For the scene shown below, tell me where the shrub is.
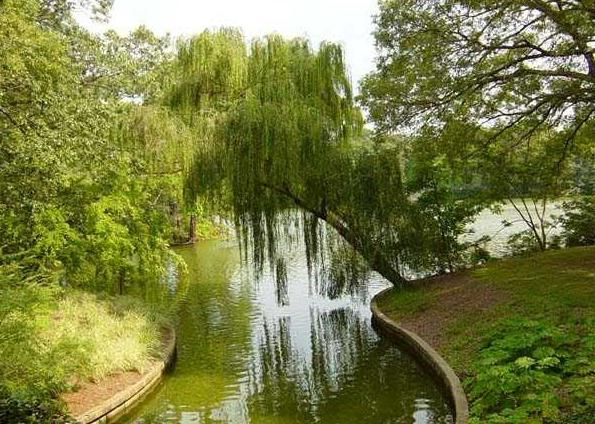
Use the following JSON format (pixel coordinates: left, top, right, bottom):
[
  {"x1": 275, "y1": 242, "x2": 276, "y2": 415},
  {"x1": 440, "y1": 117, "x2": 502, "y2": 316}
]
[
  {"x1": 0, "y1": 385, "x2": 74, "y2": 424},
  {"x1": 0, "y1": 283, "x2": 76, "y2": 421},
  {"x1": 561, "y1": 197, "x2": 595, "y2": 247}
]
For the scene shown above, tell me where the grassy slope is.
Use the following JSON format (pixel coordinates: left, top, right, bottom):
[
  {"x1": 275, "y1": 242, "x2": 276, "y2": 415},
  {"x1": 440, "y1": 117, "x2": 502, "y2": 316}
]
[{"x1": 377, "y1": 246, "x2": 595, "y2": 422}]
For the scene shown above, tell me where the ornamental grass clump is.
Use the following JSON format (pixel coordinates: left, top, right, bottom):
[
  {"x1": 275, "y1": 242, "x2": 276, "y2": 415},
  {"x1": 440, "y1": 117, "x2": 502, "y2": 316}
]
[{"x1": 48, "y1": 291, "x2": 164, "y2": 382}]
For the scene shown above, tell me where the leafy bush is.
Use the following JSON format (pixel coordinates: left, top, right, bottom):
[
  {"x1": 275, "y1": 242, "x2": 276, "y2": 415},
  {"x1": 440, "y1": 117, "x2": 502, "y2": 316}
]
[
  {"x1": 0, "y1": 283, "x2": 75, "y2": 421},
  {"x1": 468, "y1": 244, "x2": 492, "y2": 265},
  {"x1": 0, "y1": 385, "x2": 74, "y2": 424},
  {"x1": 507, "y1": 229, "x2": 545, "y2": 255},
  {"x1": 468, "y1": 318, "x2": 595, "y2": 424},
  {"x1": 561, "y1": 197, "x2": 595, "y2": 247}
]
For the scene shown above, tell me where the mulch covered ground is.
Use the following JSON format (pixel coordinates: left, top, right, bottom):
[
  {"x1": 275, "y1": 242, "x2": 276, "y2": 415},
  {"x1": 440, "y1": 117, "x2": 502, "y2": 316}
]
[
  {"x1": 391, "y1": 273, "x2": 505, "y2": 350},
  {"x1": 63, "y1": 370, "x2": 147, "y2": 418}
]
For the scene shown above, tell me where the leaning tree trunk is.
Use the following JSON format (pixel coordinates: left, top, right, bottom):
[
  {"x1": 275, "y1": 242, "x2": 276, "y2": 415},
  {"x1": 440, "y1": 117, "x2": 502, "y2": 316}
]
[{"x1": 262, "y1": 182, "x2": 408, "y2": 288}]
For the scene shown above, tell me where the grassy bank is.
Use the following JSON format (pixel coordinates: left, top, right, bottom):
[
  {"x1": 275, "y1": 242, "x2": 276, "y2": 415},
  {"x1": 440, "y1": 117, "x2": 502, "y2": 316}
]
[
  {"x1": 377, "y1": 246, "x2": 595, "y2": 424},
  {"x1": 0, "y1": 285, "x2": 169, "y2": 422}
]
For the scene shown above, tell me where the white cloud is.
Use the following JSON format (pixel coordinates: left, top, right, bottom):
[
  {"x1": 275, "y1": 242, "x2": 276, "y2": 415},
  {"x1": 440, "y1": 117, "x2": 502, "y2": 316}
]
[{"x1": 77, "y1": 0, "x2": 379, "y2": 89}]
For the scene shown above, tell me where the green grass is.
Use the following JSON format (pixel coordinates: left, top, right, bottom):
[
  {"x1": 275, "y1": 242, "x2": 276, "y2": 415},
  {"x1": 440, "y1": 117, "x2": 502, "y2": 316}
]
[
  {"x1": 377, "y1": 246, "x2": 595, "y2": 424},
  {"x1": 376, "y1": 282, "x2": 436, "y2": 318},
  {"x1": 473, "y1": 247, "x2": 595, "y2": 313}
]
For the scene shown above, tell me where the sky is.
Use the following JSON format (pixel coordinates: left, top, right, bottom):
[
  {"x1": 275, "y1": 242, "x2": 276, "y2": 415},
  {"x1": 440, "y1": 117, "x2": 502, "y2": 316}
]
[{"x1": 77, "y1": 0, "x2": 380, "y2": 90}]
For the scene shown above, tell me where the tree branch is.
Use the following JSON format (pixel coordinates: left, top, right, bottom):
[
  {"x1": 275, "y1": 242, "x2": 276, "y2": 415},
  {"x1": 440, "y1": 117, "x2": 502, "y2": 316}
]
[
  {"x1": 260, "y1": 181, "x2": 408, "y2": 287},
  {"x1": 0, "y1": 106, "x2": 28, "y2": 135}
]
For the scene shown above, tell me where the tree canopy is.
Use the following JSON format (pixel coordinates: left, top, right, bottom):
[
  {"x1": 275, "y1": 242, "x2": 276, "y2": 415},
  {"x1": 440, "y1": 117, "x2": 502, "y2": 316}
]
[
  {"x1": 360, "y1": 0, "x2": 595, "y2": 251},
  {"x1": 5, "y1": 0, "x2": 590, "y2": 297},
  {"x1": 362, "y1": 0, "x2": 595, "y2": 140},
  {"x1": 0, "y1": 0, "x2": 179, "y2": 297}
]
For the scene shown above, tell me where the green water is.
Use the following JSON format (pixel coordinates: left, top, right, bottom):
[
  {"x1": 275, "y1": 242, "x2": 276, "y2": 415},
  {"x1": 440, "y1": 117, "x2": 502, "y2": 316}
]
[{"x1": 120, "y1": 240, "x2": 453, "y2": 423}]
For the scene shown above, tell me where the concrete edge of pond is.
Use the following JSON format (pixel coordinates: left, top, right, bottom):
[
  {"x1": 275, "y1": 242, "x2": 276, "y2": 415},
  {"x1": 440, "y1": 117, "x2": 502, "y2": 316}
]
[
  {"x1": 371, "y1": 288, "x2": 469, "y2": 424},
  {"x1": 74, "y1": 325, "x2": 177, "y2": 424}
]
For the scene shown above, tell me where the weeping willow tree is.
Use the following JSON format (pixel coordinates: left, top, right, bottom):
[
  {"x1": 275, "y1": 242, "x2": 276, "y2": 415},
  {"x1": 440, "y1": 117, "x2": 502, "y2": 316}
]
[{"x1": 161, "y1": 29, "x2": 471, "y2": 289}]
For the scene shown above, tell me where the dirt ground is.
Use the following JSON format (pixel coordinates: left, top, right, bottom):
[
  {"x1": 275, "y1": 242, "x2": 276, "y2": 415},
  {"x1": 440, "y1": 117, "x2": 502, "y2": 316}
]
[{"x1": 396, "y1": 273, "x2": 505, "y2": 350}]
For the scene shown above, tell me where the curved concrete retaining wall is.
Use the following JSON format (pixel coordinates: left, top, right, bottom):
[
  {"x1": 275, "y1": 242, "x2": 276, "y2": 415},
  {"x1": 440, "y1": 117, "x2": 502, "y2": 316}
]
[
  {"x1": 371, "y1": 288, "x2": 469, "y2": 424},
  {"x1": 75, "y1": 326, "x2": 177, "y2": 424}
]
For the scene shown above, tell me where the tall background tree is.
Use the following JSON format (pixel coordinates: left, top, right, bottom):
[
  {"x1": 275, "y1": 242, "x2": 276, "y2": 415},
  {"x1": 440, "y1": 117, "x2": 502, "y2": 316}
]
[
  {"x1": 361, "y1": 0, "x2": 595, "y2": 251},
  {"x1": 0, "y1": 0, "x2": 181, "y2": 296}
]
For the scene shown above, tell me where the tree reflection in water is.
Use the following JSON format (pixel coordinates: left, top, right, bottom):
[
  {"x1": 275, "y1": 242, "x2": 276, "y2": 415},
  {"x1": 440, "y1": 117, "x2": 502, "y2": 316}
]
[
  {"x1": 122, "y1": 240, "x2": 453, "y2": 424},
  {"x1": 246, "y1": 307, "x2": 452, "y2": 423}
]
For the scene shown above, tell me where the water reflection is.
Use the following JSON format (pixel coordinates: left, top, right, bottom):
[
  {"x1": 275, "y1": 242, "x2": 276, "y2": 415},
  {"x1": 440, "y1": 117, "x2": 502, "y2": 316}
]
[{"x1": 121, "y1": 241, "x2": 453, "y2": 424}]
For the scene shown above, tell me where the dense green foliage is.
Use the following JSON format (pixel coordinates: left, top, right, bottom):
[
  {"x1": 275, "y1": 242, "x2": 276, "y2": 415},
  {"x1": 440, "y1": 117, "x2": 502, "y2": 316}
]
[
  {"x1": 0, "y1": 0, "x2": 181, "y2": 294},
  {"x1": 469, "y1": 318, "x2": 594, "y2": 423},
  {"x1": 0, "y1": 385, "x2": 74, "y2": 424}
]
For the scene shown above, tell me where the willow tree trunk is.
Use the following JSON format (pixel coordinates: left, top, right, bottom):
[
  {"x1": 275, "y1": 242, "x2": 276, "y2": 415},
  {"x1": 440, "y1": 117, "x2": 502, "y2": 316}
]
[{"x1": 321, "y1": 208, "x2": 407, "y2": 288}]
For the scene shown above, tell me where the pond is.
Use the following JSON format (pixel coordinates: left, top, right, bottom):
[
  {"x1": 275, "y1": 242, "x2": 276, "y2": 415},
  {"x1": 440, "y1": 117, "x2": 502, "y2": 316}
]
[
  {"x1": 464, "y1": 200, "x2": 564, "y2": 256},
  {"x1": 120, "y1": 240, "x2": 454, "y2": 423}
]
